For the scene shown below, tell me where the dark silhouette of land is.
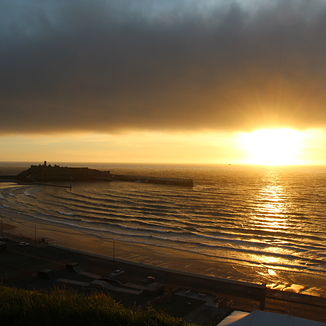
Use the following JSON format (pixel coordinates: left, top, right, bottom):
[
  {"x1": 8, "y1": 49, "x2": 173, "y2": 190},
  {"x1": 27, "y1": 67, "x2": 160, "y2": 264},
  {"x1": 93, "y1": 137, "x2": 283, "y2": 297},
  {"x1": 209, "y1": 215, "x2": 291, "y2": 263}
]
[{"x1": 0, "y1": 161, "x2": 193, "y2": 187}]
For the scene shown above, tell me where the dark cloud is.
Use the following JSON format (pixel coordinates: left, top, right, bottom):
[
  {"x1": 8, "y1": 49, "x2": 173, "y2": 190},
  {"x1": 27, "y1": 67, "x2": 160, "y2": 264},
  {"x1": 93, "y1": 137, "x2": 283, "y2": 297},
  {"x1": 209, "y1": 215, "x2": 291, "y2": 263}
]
[{"x1": 1, "y1": 0, "x2": 326, "y2": 135}]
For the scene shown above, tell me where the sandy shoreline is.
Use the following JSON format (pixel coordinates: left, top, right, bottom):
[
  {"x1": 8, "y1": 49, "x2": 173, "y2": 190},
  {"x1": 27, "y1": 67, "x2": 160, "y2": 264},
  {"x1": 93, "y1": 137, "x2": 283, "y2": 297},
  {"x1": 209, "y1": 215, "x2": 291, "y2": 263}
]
[
  {"x1": 1, "y1": 216, "x2": 229, "y2": 276},
  {"x1": 1, "y1": 214, "x2": 326, "y2": 297},
  {"x1": 3, "y1": 218, "x2": 326, "y2": 323}
]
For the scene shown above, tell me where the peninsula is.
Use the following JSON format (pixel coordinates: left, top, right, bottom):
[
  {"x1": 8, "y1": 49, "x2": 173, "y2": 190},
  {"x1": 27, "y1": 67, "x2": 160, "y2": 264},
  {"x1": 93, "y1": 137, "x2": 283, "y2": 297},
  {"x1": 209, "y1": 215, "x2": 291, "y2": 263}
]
[{"x1": 0, "y1": 162, "x2": 194, "y2": 187}]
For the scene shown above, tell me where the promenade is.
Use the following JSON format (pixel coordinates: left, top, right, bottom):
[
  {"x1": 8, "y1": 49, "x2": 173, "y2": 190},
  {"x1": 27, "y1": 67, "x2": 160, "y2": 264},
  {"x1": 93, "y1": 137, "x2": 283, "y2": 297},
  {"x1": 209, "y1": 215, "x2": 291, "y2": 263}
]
[{"x1": 1, "y1": 234, "x2": 326, "y2": 324}]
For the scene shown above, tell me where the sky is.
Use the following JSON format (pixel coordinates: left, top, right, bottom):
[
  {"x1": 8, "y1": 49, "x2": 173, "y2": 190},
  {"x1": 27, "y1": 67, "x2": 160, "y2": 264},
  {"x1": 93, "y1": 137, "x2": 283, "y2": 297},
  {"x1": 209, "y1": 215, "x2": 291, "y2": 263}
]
[{"x1": 1, "y1": 0, "x2": 326, "y2": 165}]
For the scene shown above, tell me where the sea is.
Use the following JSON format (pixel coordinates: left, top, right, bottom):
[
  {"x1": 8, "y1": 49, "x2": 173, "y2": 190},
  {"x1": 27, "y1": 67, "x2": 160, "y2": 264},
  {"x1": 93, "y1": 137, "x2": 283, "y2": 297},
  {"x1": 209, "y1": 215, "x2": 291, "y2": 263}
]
[{"x1": 1, "y1": 162, "x2": 326, "y2": 296}]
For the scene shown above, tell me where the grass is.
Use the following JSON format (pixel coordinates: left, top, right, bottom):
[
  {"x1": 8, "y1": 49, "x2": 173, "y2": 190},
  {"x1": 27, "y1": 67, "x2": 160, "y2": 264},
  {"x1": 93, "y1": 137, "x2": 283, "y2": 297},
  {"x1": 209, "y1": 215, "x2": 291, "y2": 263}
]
[
  {"x1": 155, "y1": 294, "x2": 205, "y2": 318},
  {"x1": 0, "y1": 285, "x2": 196, "y2": 326}
]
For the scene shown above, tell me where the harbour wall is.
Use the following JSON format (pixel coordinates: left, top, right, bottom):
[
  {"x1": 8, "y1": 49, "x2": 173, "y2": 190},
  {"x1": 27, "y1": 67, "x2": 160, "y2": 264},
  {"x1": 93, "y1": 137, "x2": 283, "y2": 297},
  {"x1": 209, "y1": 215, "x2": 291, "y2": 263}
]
[{"x1": 111, "y1": 174, "x2": 194, "y2": 187}]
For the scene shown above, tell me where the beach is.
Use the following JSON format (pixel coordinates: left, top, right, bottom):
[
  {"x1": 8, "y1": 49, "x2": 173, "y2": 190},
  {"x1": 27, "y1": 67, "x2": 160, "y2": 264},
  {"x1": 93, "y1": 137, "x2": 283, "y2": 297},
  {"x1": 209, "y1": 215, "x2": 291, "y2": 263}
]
[{"x1": 1, "y1": 213, "x2": 326, "y2": 300}]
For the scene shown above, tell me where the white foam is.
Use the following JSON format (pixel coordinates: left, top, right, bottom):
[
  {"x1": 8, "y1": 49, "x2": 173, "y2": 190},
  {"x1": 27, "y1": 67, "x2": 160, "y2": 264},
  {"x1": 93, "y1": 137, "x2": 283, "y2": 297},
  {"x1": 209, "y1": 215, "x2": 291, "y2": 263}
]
[
  {"x1": 57, "y1": 210, "x2": 75, "y2": 216},
  {"x1": 283, "y1": 284, "x2": 305, "y2": 293}
]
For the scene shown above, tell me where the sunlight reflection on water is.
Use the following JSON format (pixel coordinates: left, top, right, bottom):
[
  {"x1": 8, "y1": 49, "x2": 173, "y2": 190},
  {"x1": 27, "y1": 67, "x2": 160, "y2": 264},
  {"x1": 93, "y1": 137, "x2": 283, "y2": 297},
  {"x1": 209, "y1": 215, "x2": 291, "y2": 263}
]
[
  {"x1": 253, "y1": 172, "x2": 289, "y2": 232},
  {"x1": 248, "y1": 172, "x2": 294, "y2": 280}
]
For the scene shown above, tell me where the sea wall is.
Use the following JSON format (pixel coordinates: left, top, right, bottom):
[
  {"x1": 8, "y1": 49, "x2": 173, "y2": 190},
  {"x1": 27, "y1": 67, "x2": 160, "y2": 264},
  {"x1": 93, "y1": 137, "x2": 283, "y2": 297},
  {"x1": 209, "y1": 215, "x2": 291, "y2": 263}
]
[{"x1": 111, "y1": 174, "x2": 194, "y2": 187}]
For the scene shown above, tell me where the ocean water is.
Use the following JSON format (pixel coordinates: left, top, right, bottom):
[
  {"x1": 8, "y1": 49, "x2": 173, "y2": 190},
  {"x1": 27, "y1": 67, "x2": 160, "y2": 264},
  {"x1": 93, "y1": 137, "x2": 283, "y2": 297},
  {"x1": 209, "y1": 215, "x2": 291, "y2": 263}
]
[{"x1": 1, "y1": 162, "x2": 326, "y2": 294}]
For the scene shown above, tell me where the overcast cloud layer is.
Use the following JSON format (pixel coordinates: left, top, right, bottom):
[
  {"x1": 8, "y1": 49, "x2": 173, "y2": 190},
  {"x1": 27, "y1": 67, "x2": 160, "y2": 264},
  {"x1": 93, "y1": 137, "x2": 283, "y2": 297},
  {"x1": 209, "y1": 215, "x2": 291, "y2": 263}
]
[{"x1": 1, "y1": 0, "x2": 326, "y2": 135}]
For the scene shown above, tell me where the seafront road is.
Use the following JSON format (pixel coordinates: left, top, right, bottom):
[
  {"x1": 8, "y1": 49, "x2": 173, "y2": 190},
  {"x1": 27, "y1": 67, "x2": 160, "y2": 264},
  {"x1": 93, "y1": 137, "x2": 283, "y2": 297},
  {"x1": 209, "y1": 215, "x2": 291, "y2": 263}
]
[{"x1": 1, "y1": 236, "x2": 326, "y2": 323}]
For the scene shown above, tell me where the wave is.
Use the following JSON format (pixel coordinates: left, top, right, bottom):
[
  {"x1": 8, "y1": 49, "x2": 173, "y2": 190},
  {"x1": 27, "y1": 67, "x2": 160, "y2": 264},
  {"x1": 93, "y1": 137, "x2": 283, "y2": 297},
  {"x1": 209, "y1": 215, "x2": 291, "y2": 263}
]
[
  {"x1": 57, "y1": 210, "x2": 75, "y2": 216},
  {"x1": 6, "y1": 184, "x2": 326, "y2": 261},
  {"x1": 25, "y1": 210, "x2": 326, "y2": 273},
  {"x1": 48, "y1": 192, "x2": 180, "y2": 216},
  {"x1": 2, "y1": 163, "x2": 326, "y2": 286}
]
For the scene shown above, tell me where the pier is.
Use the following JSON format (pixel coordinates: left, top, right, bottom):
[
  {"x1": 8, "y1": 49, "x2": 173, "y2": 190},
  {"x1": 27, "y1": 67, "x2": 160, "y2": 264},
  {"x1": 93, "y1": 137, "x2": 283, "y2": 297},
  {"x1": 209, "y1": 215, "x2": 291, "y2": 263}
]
[{"x1": 111, "y1": 174, "x2": 194, "y2": 187}]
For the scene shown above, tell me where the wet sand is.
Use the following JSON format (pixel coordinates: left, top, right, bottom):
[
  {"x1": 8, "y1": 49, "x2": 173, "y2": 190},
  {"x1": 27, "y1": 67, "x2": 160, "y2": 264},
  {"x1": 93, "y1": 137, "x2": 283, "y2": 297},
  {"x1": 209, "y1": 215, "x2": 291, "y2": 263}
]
[{"x1": 1, "y1": 214, "x2": 326, "y2": 298}]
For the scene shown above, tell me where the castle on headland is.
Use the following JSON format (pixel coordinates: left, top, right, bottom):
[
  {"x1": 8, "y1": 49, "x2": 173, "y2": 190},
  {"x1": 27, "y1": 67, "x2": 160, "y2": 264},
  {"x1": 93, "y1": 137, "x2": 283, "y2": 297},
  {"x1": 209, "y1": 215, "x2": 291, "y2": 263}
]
[
  {"x1": 14, "y1": 162, "x2": 194, "y2": 187},
  {"x1": 17, "y1": 161, "x2": 112, "y2": 182}
]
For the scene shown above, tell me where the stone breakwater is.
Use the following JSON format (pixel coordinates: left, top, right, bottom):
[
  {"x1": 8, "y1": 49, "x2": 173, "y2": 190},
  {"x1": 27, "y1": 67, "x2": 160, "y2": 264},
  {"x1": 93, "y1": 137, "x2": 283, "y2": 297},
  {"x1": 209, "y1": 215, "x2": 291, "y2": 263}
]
[{"x1": 111, "y1": 174, "x2": 193, "y2": 187}]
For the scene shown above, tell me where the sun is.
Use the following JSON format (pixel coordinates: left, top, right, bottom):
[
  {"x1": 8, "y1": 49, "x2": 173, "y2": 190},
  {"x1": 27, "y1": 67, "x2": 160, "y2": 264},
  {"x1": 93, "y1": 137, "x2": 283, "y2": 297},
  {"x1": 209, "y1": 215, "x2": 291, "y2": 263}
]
[{"x1": 239, "y1": 128, "x2": 305, "y2": 165}]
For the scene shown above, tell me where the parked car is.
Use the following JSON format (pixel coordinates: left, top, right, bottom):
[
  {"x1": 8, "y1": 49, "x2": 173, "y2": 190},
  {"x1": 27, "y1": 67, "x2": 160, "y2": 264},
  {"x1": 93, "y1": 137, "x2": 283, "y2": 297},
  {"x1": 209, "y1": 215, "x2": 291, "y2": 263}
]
[
  {"x1": 18, "y1": 242, "x2": 29, "y2": 246},
  {"x1": 110, "y1": 268, "x2": 124, "y2": 277},
  {"x1": 0, "y1": 237, "x2": 10, "y2": 241},
  {"x1": 142, "y1": 276, "x2": 155, "y2": 284}
]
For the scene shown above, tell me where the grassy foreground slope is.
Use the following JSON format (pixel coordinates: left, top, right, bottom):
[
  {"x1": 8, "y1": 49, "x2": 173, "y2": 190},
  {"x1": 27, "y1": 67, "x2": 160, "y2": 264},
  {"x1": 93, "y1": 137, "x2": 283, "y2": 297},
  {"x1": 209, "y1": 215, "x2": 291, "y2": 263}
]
[{"x1": 0, "y1": 285, "x2": 194, "y2": 326}]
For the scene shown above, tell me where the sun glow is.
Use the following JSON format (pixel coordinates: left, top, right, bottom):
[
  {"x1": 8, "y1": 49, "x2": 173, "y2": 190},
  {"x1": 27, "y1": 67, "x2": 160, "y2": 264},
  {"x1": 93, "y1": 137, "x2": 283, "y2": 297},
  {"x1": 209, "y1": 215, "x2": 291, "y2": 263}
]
[{"x1": 239, "y1": 128, "x2": 305, "y2": 165}]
